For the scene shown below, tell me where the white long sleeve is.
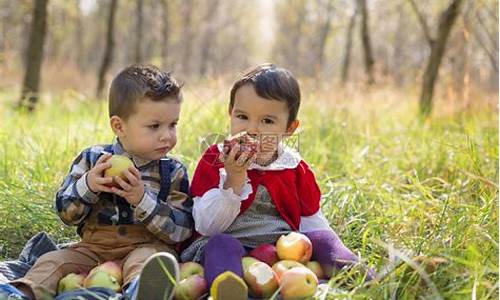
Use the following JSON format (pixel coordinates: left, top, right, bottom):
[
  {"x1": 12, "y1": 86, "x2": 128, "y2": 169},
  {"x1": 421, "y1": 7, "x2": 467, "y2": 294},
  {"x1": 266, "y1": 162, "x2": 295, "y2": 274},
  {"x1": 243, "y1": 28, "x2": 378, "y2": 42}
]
[
  {"x1": 299, "y1": 210, "x2": 334, "y2": 233},
  {"x1": 192, "y1": 168, "x2": 252, "y2": 236}
]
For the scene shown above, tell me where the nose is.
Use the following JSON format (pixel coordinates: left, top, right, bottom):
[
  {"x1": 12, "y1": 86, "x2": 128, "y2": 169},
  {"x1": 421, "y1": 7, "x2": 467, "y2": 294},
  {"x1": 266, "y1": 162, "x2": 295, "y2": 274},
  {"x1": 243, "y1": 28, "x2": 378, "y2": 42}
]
[
  {"x1": 160, "y1": 128, "x2": 171, "y2": 142},
  {"x1": 246, "y1": 122, "x2": 260, "y2": 136}
]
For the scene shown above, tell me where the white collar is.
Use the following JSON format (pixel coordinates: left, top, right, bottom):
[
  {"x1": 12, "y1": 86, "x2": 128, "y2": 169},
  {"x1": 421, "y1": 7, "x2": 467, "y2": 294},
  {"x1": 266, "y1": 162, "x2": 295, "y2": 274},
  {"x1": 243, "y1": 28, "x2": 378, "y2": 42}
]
[{"x1": 216, "y1": 143, "x2": 302, "y2": 170}]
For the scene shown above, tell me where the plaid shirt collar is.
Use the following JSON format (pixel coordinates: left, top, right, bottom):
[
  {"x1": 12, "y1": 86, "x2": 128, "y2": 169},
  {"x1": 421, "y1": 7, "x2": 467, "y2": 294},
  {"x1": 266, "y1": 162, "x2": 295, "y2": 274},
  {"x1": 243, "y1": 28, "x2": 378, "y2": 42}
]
[{"x1": 112, "y1": 138, "x2": 157, "y2": 169}]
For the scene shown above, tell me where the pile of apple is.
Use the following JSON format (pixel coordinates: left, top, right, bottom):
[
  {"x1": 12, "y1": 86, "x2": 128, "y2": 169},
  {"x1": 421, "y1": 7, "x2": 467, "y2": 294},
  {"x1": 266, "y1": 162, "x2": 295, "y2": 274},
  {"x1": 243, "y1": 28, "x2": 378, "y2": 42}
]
[
  {"x1": 174, "y1": 262, "x2": 208, "y2": 300},
  {"x1": 243, "y1": 232, "x2": 322, "y2": 300},
  {"x1": 57, "y1": 261, "x2": 122, "y2": 295}
]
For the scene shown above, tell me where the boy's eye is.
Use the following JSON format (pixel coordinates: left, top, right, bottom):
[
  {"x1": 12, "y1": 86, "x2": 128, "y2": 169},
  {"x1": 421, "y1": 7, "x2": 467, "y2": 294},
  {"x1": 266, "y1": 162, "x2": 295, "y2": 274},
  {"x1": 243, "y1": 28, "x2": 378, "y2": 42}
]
[
  {"x1": 170, "y1": 122, "x2": 177, "y2": 128},
  {"x1": 148, "y1": 124, "x2": 159, "y2": 129},
  {"x1": 236, "y1": 114, "x2": 248, "y2": 120},
  {"x1": 262, "y1": 118, "x2": 274, "y2": 124}
]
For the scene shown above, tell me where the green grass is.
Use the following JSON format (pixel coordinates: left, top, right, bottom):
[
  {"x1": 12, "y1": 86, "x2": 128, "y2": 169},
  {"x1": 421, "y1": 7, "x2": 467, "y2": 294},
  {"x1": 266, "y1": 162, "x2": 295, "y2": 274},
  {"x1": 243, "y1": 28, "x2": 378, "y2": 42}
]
[{"x1": 0, "y1": 87, "x2": 497, "y2": 299}]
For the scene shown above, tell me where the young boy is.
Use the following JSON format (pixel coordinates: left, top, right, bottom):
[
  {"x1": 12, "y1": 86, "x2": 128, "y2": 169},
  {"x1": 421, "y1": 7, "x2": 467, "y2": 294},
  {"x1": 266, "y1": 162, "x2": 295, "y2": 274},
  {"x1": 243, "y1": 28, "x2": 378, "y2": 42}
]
[
  {"x1": 181, "y1": 63, "x2": 374, "y2": 300},
  {"x1": 0, "y1": 65, "x2": 192, "y2": 300}
]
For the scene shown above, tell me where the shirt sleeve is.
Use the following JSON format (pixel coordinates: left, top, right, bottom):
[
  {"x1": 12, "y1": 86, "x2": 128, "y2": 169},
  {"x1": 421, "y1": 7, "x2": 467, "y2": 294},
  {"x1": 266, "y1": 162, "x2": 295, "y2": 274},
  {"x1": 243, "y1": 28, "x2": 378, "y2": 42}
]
[
  {"x1": 299, "y1": 210, "x2": 334, "y2": 232},
  {"x1": 296, "y1": 160, "x2": 321, "y2": 216},
  {"x1": 133, "y1": 161, "x2": 194, "y2": 244},
  {"x1": 55, "y1": 147, "x2": 101, "y2": 226}
]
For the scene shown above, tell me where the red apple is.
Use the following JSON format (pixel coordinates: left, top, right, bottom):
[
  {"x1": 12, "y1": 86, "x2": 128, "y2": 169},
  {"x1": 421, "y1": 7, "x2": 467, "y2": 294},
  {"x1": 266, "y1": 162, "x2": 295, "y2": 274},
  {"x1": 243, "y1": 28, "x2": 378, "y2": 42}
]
[
  {"x1": 243, "y1": 261, "x2": 279, "y2": 298},
  {"x1": 305, "y1": 261, "x2": 325, "y2": 279},
  {"x1": 249, "y1": 244, "x2": 279, "y2": 266},
  {"x1": 271, "y1": 260, "x2": 305, "y2": 280},
  {"x1": 174, "y1": 274, "x2": 208, "y2": 300},
  {"x1": 279, "y1": 267, "x2": 318, "y2": 300},
  {"x1": 242, "y1": 256, "x2": 260, "y2": 273},
  {"x1": 276, "y1": 232, "x2": 313, "y2": 263},
  {"x1": 57, "y1": 273, "x2": 86, "y2": 294},
  {"x1": 104, "y1": 155, "x2": 134, "y2": 187},
  {"x1": 179, "y1": 262, "x2": 204, "y2": 280}
]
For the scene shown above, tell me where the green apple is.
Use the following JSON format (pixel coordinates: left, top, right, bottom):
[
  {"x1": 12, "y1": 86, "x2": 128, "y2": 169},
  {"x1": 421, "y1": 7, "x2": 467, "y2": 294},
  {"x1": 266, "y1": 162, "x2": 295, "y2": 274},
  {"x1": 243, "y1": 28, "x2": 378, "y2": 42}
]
[
  {"x1": 179, "y1": 262, "x2": 204, "y2": 280},
  {"x1": 104, "y1": 155, "x2": 134, "y2": 187},
  {"x1": 243, "y1": 261, "x2": 279, "y2": 298},
  {"x1": 276, "y1": 232, "x2": 313, "y2": 263},
  {"x1": 242, "y1": 256, "x2": 260, "y2": 273},
  {"x1": 57, "y1": 273, "x2": 86, "y2": 294},
  {"x1": 279, "y1": 267, "x2": 318, "y2": 300},
  {"x1": 88, "y1": 261, "x2": 123, "y2": 286},
  {"x1": 83, "y1": 270, "x2": 121, "y2": 291},
  {"x1": 174, "y1": 274, "x2": 208, "y2": 300},
  {"x1": 305, "y1": 261, "x2": 325, "y2": 279}
]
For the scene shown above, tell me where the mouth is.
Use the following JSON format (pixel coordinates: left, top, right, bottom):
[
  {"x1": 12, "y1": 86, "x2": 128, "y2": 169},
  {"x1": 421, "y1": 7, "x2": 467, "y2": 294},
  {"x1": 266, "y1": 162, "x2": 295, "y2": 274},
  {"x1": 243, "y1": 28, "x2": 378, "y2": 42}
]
[{"x1": 156, "y1": 146, "x2": 170, "y2": 153}]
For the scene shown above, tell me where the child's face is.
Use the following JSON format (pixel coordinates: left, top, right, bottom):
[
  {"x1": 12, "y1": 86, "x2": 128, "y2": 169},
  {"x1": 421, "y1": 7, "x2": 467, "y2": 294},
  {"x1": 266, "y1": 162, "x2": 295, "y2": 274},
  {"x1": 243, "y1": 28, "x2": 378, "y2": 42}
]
[
  {"x1": 111, "y1": 98, "x2": 180, "y2": 161},
  {"x1": 230, "y1": 84, "x2": 298, "y2": 161}
]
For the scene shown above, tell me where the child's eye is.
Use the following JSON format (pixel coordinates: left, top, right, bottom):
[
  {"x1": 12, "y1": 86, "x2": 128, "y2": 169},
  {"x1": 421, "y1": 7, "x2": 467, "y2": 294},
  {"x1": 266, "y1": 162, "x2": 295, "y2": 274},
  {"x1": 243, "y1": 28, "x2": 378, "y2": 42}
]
[
  {"x1": 148, "y1": 124, "x2": 159, "y2": 130},
  {"x1": 262, "y1": 118, "x2": 274, "y2": 124},
  {"x1": 170, "y1": 122, "x2": 177, "y2": 129},
  {"x1": 236, "y1": 114, "x2": 248, "y2": 120}
]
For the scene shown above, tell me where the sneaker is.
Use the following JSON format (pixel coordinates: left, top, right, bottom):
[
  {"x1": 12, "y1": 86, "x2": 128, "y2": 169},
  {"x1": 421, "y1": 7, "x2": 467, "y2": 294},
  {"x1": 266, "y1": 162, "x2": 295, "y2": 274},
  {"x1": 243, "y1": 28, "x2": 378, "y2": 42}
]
[
  {"x1": 134, "y1": 252, "x2": 179, "y2": 300},
  {"x1": 210, "y1": 271, "x2": 247, "y2": 300},
  {"x1": 0, "y1": 284, "x2": 29, "y2": 300}
]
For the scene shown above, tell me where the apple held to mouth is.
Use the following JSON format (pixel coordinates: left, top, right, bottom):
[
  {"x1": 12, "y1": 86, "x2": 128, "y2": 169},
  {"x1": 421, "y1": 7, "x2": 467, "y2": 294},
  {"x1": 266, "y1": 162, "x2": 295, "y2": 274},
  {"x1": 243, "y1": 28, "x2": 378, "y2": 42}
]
[
  {"x1": 57, "y1": 272, "x2": 86, "y2": 294},
  {"x1": 179, "y1": 261, "x2": 204, "y2": 280},
  {"x1": 276, "y1": 232, "x2": 313, "y2": 264},
  {"x1": 174, "y1": 274, "x2": 208, "y2": 300},
  {"x1": 279, "y1": 267, "x2": 318, "y2": 300},
  {"x1": 222, "y1": 132, "x2": 259, "y2": 160},
  {"x1": 243, "y1": 261, "x2": 279, "y2": 299},
  {"x1": 104, "y1": 155, "x2": 134, "y2": 188}
]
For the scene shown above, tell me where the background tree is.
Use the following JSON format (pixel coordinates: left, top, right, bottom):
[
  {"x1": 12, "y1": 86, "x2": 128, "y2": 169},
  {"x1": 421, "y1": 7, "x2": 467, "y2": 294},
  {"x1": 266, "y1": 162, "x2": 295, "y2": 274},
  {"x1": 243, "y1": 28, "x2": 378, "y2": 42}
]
[{"x1": 96, "y1": 0, "x2": 118, "y2": 98}]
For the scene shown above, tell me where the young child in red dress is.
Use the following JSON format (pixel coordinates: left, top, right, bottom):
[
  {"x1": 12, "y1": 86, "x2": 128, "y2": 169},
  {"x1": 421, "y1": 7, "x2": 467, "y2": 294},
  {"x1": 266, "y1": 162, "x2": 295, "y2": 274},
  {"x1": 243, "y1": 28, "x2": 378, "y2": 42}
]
[{"x1": 181, "y1": 63, "x2": 374, "y2": 300}]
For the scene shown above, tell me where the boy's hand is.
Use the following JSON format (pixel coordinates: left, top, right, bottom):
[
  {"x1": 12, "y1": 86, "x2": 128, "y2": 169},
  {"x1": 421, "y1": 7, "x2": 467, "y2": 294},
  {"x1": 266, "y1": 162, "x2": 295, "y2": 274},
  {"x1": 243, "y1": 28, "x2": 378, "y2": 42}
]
[
  {"x1": 87, "y1": 153, "x2": 114, "y2": 194},
  {"x1": 220, "y1": 143, "x2": 257, "y2": 195},
  {"x1": 110, "y1": 166, "x2": 145, "y2": 206}
]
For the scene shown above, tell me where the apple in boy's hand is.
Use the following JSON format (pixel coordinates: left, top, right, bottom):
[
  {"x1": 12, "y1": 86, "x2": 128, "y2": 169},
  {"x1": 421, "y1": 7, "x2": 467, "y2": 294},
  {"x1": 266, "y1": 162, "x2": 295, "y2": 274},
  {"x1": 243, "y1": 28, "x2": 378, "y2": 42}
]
[
  {"x1": 57, "y1": 273, "x2": 86, "y2": 294},
  {"x1": 104, "y1": 155, "x2": 134, "y2": 187},
  {"x1": 271, "y1": 260, "x2": 305, "y2": 280},
  {"x1": 276, "y1": 232, "x2": 313, "y2": 263},
  {"x1": 242, "y1": 256, "x2": 260, "y2": 273},
  {"x1": 174, "y1": 274, "x2": 208, "y2": 300},
  {"x1": 222, "y1": 132, "x2": 259, "y2": 160},
  {"x1": 249, "y1": 244, "x2": 279, "y2": 266},
  {"x1": 279, "y1": 267, "x2": 318, "y2": 300},
  {"x1": 179, "y1": 262, "x2": 204, "y2": 280},
  {"x1": 243, "y1": 261, "x2": 279, "y2": 298}
]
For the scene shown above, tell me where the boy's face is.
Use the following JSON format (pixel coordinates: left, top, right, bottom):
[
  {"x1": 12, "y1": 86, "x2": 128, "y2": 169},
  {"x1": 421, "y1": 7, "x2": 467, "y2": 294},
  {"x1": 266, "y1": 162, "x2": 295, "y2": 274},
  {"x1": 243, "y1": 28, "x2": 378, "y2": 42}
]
[
  {"x1": 230, "y1": 84, "x2": 298, "y2": 163},
  {"x1": 111, "y1": 98, "x2": 180, "y2": 161}
]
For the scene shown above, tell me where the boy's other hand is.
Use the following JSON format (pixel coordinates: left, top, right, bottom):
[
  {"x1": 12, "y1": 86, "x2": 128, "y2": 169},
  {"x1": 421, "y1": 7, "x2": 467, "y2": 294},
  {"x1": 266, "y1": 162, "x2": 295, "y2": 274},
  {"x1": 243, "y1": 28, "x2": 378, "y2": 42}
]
[
  {"x1": 87, "y1": 153, "x2": 114, "y2": 194},
  {"x1": 110, "y1": 166, "x2": 145, "y2": 206}
]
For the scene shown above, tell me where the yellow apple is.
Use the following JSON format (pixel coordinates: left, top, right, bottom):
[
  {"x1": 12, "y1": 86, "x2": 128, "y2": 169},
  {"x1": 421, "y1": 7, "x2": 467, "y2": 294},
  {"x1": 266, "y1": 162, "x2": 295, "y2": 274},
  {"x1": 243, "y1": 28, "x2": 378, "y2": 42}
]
[
  {"x1": 179, "y1": 262, "x2": 204, "y2": 280},
  {"x1": 104, "y1": 155, "x2": 134, "y2": 187},
  {"x1": 174, "y1": 274, "x2": 208, "y2": 300},
  {"x1": 305, "y1": 261, "x2": 325, "y2": 279},
  {"x1": 57, "y1": 272, "x2": 86, "y2": 294},
  {"x1": 271, "y1": 260, "x2": 305, "y2": 280},
  {"x1": 279, "y1": 267, "x2": 318, "y2": 300},
  {"x1": 276, "y1": 232, "x2": 313, "y2": 263},
  {"x1": 243, "y1": 261, "x2": 279, "y2": 298}
]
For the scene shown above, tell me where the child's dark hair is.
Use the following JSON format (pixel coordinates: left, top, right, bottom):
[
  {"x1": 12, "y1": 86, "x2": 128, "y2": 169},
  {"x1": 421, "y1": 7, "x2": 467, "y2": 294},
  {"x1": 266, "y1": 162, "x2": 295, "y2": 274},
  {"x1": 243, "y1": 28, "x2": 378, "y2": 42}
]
[
  {"x1": 229, "y1": 63, "x2": 301, "y2": 124},
  {"x1": 109, "y1": 65, "x2": 183, "y2": 119}
]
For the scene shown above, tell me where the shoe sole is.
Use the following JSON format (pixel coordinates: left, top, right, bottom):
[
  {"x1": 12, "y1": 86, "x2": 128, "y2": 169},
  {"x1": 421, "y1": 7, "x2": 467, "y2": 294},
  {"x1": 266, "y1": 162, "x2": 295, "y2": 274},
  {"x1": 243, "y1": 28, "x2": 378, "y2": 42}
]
[
  {"x1": 136, "y1": 253, "x2": 179, "y2": 300},
  {"x1": 210, "y1": 271, "x2": 247, "y2": 300}
]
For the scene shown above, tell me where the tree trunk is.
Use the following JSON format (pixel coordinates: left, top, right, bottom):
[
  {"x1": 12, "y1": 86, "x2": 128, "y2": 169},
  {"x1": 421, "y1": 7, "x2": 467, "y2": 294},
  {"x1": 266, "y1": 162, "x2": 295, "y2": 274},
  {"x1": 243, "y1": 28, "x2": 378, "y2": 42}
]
[
  {"x1": 180, "y1": 0, "x2": 194, "y2": 76},
  {"x1": 96, "y1": 0, "x2": 118, "y2": 98},
  {"x1": 199, "y1": 0, "x2": 220, "y2": 77},
  {"x1": 134, "y1": 0, "x2": 143, "y2": 63},
  {"x1": 75, "y1": 0, "x2": 85, "y2": 71},
  {"x1": 357, "y1": 0, "x2": 375, "y2": 85},
  {"x1": 392, "y1": 4, "x2": 406, "y2": 86},
  {"x1": 19, "y1": 0, "x2": 49, "y2": 111},
  {"x1": 341, "y1": 9, "x2": 357, "y2": 83},
  {"x1": 161, "y1": 0, "x2": 169, "y2": 69},
  {"x1": 316, "y1": 0, "x2": 334, "y2": 76},
  {"x1": 419, "y1": 0, "x2": 463, "y2": 117}
]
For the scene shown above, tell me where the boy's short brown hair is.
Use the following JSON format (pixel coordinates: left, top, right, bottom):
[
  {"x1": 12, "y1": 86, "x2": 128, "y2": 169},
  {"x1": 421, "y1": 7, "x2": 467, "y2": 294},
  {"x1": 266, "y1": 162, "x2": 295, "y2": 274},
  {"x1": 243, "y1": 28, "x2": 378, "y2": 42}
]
[
  {"x1": 229, "y1": 63, "x2": 301, "y2": 124},
  {"x1": 109, "y1": 65, "x2": 182, "y2": 119}
]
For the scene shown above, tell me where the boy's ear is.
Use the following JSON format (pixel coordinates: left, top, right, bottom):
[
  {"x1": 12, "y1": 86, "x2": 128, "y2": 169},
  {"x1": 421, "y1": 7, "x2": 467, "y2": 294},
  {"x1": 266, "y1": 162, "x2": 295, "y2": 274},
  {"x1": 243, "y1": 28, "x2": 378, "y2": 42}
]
[
  {"x1": 110, "y1": 116, "x2": 125, "y2": 136},
  {"x1": 286, "y1": 119, "x2": 300, "y2": 135}
]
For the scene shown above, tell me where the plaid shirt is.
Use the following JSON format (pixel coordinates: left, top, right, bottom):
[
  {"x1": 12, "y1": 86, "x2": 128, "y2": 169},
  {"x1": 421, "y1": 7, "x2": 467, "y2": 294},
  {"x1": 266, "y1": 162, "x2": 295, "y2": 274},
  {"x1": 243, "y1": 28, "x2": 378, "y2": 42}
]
[{"x1": 55, "y1": 139, "x2": 193, "y2": 244}]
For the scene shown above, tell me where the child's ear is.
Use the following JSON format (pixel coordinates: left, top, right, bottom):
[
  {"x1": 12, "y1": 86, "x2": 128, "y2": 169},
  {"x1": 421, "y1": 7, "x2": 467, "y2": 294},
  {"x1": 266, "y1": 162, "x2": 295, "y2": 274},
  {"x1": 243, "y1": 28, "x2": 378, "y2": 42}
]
[
  {"x1": 286, "y1": 119, "x2": 300, "y2": 135},
  {"x1": 110, "y1": 116, "x2": 125, "y2": 136}
]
